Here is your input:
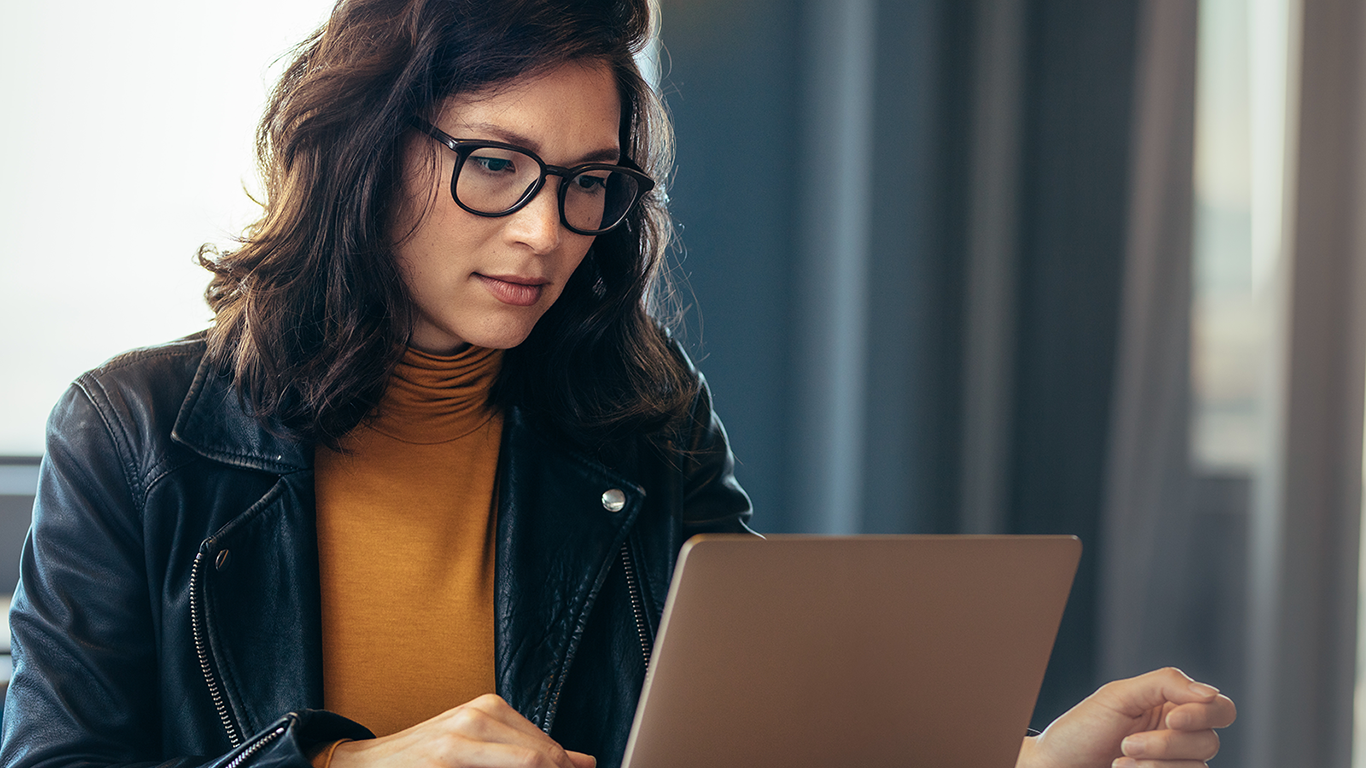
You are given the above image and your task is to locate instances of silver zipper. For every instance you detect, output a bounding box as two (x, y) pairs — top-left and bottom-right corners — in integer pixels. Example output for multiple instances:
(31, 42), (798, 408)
(543, 681), (562, 734)
(224, 723), (287, 768)
(619, 541), (652, 668)
(541, 541), (654, 733)
(190, 549), (244, 747)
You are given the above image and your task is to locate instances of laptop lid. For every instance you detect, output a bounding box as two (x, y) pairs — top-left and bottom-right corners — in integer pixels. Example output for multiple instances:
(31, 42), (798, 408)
(620, 534), (1081, 768)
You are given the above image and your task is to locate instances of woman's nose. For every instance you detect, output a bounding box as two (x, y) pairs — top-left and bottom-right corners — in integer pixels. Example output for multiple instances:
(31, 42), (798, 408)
(506, 181), (564, 253)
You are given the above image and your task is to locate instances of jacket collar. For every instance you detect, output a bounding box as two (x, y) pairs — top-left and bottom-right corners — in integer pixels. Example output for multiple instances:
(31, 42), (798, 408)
(171, 350), (312, 473)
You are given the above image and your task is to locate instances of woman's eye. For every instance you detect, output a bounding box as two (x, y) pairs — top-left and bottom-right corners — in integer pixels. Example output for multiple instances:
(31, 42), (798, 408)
(572, 174), (609, 192)
(473, 156), (516, 173)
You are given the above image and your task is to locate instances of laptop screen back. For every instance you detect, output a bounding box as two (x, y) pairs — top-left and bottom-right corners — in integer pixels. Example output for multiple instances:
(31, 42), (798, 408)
(620, 534), (1081, 768)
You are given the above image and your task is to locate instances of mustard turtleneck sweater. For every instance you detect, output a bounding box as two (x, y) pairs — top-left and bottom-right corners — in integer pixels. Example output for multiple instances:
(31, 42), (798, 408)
(314, 345), (504, 737)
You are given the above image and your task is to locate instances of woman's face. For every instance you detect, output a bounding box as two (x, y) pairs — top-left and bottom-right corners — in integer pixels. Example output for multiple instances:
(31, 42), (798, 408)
(392, 59), (622, 354)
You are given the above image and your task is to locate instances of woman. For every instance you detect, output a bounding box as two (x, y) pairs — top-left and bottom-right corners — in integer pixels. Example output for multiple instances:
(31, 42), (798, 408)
(0, 1), (1233, 767)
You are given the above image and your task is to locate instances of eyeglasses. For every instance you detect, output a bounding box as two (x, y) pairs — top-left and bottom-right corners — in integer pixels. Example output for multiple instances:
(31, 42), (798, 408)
(410, 117), (656, 236)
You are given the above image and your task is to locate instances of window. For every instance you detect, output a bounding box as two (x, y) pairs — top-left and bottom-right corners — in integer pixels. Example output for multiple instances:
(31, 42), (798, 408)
(0, 0), (335, 457)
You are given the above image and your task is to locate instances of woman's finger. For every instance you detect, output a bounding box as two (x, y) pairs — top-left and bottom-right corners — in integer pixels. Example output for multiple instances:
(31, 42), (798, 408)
(1162, 695), (1237, 731)
(1121, 728), (1219, 761)
(433, 735), (583, 768)
(441, 694), (554, 741)
(566, 751), (597, 768)
(434, 697), (581, 765)
(1091, 668), (1220, 720)
(331, 696), (592, 768)
(1114, 754), (1213, 759)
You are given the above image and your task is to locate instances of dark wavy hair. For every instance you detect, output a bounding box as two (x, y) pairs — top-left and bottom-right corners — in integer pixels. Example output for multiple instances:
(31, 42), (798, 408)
(199, 0), (695, 449)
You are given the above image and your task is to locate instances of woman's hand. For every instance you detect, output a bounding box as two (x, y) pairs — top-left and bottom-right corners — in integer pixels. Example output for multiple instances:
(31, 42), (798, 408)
(1016, 668), (1236, 768)
(327, 694), (596, 768)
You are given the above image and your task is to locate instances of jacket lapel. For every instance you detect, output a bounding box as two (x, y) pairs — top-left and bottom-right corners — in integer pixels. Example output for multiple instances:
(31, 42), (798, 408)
(171, 351), (324, 737)
(495, 409), (644, 731)
(197, 472), (326, 736)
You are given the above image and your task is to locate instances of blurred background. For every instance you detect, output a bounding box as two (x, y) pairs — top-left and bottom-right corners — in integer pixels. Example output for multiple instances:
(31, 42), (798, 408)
(2, 0), (1365, 766)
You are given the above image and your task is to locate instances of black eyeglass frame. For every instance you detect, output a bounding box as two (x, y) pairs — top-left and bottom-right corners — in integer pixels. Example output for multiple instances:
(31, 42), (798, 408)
(410, 117), (656, 236)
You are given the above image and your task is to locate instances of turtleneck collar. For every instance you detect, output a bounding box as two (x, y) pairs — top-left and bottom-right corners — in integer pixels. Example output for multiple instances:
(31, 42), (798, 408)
(365, 345), (504, 445)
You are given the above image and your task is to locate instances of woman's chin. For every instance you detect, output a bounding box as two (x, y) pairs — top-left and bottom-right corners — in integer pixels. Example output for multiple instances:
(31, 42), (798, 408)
(408, 319), (539, 354)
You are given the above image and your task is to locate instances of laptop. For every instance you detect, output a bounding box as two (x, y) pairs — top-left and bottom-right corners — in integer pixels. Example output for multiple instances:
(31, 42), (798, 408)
(620, 534), (1081, 768)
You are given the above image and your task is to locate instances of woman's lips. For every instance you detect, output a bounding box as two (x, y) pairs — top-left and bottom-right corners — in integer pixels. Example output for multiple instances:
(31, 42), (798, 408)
(476, 273), (546, 307)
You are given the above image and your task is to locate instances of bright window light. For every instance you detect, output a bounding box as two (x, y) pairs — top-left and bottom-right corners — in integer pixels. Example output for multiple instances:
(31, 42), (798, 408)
(0, 0), (335, 456)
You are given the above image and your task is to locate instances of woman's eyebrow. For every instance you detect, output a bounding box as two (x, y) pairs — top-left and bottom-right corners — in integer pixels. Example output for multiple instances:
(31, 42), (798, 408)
(456, 121), (621, 164)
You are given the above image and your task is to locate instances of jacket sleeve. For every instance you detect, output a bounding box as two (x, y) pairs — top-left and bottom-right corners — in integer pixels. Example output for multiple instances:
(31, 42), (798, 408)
(678, 371), (756, 538)
(0, 383), (367, 768)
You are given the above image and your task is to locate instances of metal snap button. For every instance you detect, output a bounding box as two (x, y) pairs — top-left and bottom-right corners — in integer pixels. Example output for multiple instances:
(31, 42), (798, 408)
(601, 488), (626, 513)
(215, 549), (231, 571)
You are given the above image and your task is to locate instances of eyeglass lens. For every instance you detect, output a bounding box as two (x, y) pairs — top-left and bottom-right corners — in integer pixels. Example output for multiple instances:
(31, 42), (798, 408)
(457, 146), (641, 233)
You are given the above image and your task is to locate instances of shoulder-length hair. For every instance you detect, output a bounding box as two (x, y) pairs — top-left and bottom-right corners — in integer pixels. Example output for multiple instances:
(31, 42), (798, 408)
(200, 0), (695, 449)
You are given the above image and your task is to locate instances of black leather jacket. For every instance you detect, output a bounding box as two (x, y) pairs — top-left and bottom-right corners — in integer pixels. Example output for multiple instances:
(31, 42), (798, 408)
(0, 335), (752, 768)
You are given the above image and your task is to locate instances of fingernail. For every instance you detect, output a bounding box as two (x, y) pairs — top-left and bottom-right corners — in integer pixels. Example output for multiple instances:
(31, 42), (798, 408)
(1121, 736), (1146, 757)
(1113, 758), (1139, 768)
(1166, 710), (1190, 729)
(1190, 682), (1220, 697)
